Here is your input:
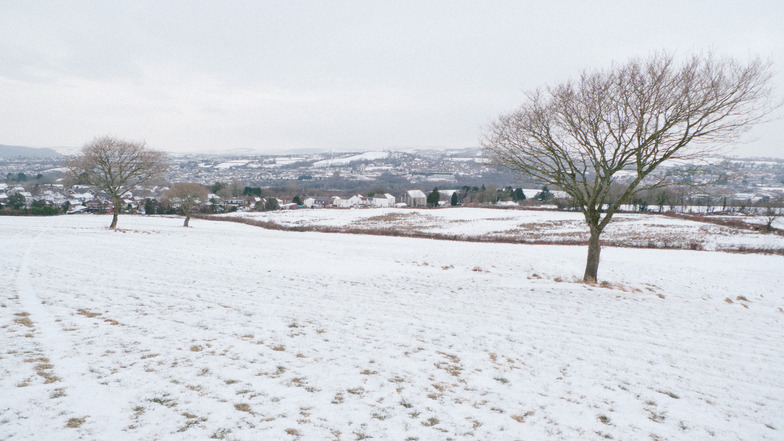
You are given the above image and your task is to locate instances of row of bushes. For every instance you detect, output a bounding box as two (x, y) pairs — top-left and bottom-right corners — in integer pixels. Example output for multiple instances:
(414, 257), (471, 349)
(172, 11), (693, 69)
(0, 206), (60, 216)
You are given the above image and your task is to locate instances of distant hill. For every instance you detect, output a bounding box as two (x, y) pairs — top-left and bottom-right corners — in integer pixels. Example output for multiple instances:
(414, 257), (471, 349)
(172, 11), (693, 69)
(0, 144), (61, 158)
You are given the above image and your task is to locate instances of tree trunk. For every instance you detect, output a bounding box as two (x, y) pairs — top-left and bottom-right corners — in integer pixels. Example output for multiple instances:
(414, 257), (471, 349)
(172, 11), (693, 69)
(184, 215), (190, 227)
(110, 197), (120, 229)
(583, 226), (602, 283)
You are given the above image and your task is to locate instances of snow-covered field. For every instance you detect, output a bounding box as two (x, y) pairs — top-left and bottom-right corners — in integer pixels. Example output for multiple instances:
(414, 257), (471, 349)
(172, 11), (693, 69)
(229, 207), (784, 252)
(2, 214), (783, 440)
(312, 152), (389, 167)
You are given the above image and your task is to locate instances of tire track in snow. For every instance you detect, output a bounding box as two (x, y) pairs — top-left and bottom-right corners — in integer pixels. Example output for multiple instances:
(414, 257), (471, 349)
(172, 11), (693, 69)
(15, 224), (131, 438)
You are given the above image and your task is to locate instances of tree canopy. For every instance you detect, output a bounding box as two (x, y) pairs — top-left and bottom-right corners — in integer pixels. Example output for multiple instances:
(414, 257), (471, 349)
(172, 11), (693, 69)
(68, 136), (168, 229)
(164, 183), (208, 227)
(483, 53), (777, 282)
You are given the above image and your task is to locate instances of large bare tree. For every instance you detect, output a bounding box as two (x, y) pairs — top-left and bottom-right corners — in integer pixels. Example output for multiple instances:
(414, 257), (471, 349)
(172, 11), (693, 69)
(163, 183), (209, 227)
(483, 53), (776, 282)
(68, 136), (168, 229)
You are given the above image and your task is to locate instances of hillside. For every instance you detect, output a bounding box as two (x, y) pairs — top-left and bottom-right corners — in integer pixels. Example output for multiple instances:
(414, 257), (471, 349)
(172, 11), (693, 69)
(0, 144), (60, 158)
(227, 207), (784, 253)
(1, 215), (782, 440)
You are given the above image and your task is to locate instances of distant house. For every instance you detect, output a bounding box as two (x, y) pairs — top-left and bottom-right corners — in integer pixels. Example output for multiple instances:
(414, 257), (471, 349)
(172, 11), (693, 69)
(66, 188), (96, 202)
(86, 199), (110, 213)
(337, 194), (367, 208)
(426, 172), (456, 182)
(438, 189), (457, 200)
(370, 193), (396, 207)
(303, 196), (330, 208)
(401, 190), (426, 207)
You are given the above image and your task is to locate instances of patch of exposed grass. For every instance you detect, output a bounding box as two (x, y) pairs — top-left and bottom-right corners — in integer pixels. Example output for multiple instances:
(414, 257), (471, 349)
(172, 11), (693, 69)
(234, 403), (251, 412)
(50, 388), (66, 399)
(77, 308), (101, 318)
(657, 390), (680, 399)
(177, 413), (208, 433)
(149, 395), (176, 408)
(14, 312), (33, 328)
(210, 428), (232, 439)
(434, 352), (462, 377)
(421, 417), (439, 427)
(66, 417), (86, 428)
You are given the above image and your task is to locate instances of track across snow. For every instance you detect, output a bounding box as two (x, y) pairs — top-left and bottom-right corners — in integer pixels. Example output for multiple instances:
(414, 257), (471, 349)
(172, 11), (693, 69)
(1, 214), (782, 440)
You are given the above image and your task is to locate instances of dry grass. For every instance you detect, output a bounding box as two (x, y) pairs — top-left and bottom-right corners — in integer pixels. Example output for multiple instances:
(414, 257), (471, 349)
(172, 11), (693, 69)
(14, 312), (33, 328)
(511, 411), (534, 423)
(77, 308), (101, 318)
(421, 417), (440, 427)
(200, 211), (784, 255)
(65, 417), (86, 428)
(234, 403), (251, 412)
(434, 352), (463, 377)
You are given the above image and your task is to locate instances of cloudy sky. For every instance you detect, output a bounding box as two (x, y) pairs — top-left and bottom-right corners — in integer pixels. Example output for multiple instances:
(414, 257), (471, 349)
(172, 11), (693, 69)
(2, 0), (783, 156)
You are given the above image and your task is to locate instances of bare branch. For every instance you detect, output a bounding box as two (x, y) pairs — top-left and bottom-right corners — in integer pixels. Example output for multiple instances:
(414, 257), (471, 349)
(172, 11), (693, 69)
(482, 52), (778, 282)
(68, 136), (168, 228)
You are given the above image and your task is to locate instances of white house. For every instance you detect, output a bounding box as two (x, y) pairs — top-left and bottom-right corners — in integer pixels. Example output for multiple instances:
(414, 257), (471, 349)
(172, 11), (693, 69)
(369, 193), (397, 207)
(401, 190), (427, 207)
(339, 194), (368, 208)
(303, 196), (330, 208)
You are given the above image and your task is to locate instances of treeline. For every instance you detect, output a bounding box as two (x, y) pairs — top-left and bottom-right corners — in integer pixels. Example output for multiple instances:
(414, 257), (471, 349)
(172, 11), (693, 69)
(0, 194), (61, 216)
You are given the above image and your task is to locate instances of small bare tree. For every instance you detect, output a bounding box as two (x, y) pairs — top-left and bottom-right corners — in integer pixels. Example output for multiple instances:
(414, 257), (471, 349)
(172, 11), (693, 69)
(483, 53), (776, 282)
(68, 136), (168, 229)
(163, 183), (209, 227)
(761, 197), (783, 233)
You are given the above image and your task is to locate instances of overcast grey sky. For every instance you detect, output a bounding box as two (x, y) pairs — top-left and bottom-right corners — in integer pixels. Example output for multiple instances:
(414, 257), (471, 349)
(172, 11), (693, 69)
(2, 0), (783, 156)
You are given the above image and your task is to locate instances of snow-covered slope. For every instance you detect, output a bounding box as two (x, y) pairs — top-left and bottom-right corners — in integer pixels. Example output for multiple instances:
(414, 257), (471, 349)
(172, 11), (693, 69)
(1, 215), (782, 440)
(231, 207), (784, 252)
(312, 151), (389, 167)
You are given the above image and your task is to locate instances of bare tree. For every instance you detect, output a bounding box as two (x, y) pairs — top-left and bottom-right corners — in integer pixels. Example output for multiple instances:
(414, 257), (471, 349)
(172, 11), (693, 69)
(229, 178), (245, 198)
(761, 196), (783, 233)
(68, 136), (168, 229)
(483, 53), (776, 282)
(163, 183), (209, 227)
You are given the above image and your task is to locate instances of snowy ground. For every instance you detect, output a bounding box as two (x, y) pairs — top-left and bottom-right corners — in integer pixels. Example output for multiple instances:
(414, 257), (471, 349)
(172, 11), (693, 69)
(229, 207), (784, 252)
(1, 214), (783, 440)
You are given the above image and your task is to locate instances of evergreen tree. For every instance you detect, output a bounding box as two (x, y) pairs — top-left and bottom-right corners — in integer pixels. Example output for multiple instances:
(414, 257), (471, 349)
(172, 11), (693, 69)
(242, 186), (262, 197)
(264, 198), (280, 211)
(144, 198), (157, 215)
(7, 193), (26, 211)
(537, 185), (552, 201)
(427, 187), (440, 207)
(450, 192), (458, 206)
